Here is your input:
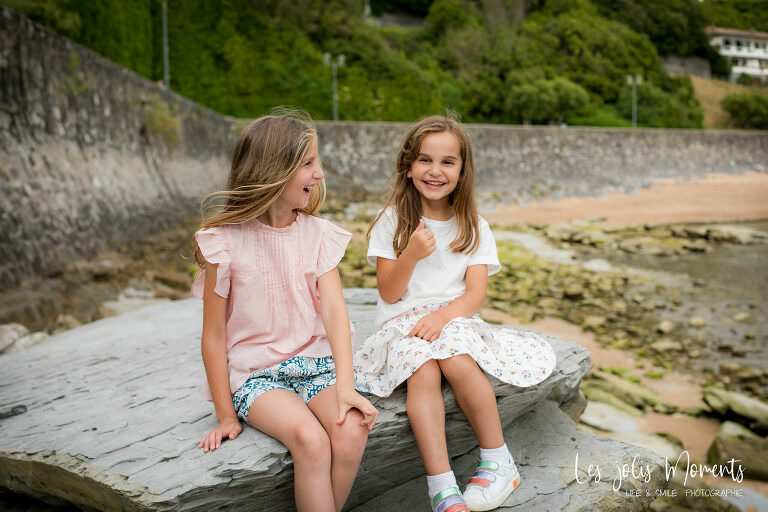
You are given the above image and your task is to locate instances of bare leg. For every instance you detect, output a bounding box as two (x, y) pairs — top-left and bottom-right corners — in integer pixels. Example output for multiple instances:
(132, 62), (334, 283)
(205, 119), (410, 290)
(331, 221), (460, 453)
(438, 355), (505, 449)
(308, 385), (369, 512)
(406, 359), (451, 475)
(247, 389), (334, 512)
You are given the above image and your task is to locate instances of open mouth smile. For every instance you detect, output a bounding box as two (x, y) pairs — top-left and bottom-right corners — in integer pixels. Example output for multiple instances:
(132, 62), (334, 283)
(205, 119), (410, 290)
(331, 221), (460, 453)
(423, 180), (446, 190)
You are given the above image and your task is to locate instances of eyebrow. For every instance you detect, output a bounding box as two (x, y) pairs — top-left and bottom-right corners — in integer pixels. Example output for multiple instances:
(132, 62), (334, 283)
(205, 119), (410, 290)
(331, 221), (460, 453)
(417, 153), (458, 160)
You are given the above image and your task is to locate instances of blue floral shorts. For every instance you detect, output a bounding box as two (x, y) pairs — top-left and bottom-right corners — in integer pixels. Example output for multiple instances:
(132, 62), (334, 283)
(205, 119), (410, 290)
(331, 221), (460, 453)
(232, 356), (337, 422)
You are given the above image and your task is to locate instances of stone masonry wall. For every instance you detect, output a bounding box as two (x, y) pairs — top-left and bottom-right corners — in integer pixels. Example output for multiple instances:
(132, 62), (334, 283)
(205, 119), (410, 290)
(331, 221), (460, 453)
(2, 8), (767, 288)
(0, 8), (236, 288)
(316, 122), (768, 203)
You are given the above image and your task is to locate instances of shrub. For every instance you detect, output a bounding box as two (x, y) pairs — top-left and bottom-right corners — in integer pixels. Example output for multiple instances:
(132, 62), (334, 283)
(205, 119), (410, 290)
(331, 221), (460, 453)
(721, 92), (768, 129)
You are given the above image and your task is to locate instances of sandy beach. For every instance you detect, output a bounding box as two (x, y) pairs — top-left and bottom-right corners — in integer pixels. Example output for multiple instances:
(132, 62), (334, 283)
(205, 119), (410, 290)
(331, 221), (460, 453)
(486, 171), (768, 226)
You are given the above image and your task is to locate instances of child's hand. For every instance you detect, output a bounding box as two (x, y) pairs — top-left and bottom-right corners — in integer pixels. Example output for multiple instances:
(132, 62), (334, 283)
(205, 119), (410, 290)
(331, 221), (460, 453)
(335, 387), (379, 431)
(404, 219), (435, 261)
(408, 311), (448, 342)
(199, 415), (242, 453)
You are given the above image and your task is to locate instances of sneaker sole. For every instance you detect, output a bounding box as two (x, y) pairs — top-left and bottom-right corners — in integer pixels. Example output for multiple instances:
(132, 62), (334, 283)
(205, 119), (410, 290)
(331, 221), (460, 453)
(466, 467), (521, 512)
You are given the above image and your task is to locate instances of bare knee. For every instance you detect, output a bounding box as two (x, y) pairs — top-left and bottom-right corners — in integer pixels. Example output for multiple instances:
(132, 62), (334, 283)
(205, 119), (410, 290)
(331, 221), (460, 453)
(407, 359), (441, 391)
(290, 423), (331, 468)
(330, 410), (368, 464)
(438, 354), (479, 383)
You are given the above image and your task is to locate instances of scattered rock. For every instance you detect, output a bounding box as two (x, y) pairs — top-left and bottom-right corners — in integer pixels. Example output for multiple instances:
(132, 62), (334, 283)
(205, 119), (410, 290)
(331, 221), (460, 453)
(580, 386), (644, 417)
(605, 431), (682, 460)
(580, 401), (639, 432)
(717, 421), (760, 441)
(5, 331), (50, 354)
(703, 387), (768, 431)
(585, 371), (676, 412)
(0, 323), (29, 353)
(706, 225), (768, 244)
(732, 312), (754, 324)
(581, 315), (606, 331)
(684, 226), (710, 239)
(153, 270), (192, 291)
(650, 339), (683, 352)
(656, 320), (675, 334)
(154, 283), (189, 301)
(688, 316), (706, 328)
(610, 299), (627, 314)
(707, 423), (768, 482)
(54, 314), (81, 333)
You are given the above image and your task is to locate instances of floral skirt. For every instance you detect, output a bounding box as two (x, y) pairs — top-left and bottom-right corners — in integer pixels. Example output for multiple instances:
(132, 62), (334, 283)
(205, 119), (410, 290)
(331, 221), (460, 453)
(353, 303), (557, 397)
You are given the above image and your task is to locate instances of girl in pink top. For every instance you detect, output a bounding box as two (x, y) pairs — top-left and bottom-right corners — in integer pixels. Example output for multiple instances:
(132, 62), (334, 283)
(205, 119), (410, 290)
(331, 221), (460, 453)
(192, 113), (378, 512)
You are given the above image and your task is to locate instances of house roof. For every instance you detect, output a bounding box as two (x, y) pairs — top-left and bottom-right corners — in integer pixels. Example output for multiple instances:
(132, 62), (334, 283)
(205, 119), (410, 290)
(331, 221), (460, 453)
(706, 25), (768, 39)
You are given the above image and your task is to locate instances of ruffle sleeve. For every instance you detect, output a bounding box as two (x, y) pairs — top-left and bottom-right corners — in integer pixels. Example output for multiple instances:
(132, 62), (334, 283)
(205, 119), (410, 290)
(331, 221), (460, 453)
(191, 226), (231, 298)
(317, 222), (352, 276)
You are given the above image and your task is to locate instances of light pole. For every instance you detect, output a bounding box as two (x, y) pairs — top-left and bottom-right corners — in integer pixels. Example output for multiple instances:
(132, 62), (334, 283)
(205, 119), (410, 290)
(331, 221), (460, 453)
(323, 53), (345, 121)
(163, 0), (170, 89)
(626, 74), (642, 128)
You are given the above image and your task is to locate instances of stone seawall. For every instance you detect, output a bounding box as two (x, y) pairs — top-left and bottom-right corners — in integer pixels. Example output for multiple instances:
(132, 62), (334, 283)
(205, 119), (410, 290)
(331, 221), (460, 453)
(0, 8), (235, 288)
(317, 122), (768, 202)
(2, 7), (768, 289)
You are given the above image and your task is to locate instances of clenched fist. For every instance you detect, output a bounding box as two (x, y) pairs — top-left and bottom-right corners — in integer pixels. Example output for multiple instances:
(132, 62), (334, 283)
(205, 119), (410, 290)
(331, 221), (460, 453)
(403, 218), (435, 261)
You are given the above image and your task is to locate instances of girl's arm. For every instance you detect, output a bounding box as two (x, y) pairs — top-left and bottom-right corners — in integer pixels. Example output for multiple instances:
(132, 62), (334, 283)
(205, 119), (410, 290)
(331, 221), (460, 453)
(377, 219), (435, 303)
(199, 262), (242, 452)
(408, 264), (488, 342)
(317, 267), (378, 429)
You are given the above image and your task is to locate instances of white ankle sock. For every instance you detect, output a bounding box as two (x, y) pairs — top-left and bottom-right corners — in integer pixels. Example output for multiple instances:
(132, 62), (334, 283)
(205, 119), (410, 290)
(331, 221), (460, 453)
(479, 443), (513, 465)
(427, 470), (457, 496)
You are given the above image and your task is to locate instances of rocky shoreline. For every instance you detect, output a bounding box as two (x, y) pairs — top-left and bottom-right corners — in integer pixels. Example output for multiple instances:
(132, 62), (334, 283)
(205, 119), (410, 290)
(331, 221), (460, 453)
(1, 210), (767, 511)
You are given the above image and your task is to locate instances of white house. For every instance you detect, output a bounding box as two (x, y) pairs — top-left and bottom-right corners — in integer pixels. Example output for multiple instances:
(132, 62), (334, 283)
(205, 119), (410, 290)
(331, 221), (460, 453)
(707, 25), (768, 82)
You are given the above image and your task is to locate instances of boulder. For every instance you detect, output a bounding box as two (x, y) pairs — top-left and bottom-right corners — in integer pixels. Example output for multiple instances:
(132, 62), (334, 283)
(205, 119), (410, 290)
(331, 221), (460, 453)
(0, 289), (663, 511)
(580, 401), (638, 432)
(707, 423), (768, 482)
(4, 331), (50, 353)
(0, 323), (29, 353)
(584, 371), (676, 413)
(703, 387), (768, 432)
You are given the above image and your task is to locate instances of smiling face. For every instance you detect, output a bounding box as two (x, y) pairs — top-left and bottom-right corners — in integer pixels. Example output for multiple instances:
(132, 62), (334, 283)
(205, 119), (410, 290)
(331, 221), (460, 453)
(279, 136), (324, 211)
(406, 131), (463, 217)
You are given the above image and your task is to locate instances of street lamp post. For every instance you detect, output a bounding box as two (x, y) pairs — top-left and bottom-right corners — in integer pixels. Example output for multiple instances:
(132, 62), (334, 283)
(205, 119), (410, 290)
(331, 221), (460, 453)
(163, 0), (170, 89)
(626, 74), (642, 128)
(323, 53), (345, 121)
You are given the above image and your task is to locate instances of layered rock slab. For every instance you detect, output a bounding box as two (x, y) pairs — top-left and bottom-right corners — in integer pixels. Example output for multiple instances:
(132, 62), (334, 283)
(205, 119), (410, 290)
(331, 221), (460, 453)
(0, 289), (629, 511)
(351, 401), (667, 512)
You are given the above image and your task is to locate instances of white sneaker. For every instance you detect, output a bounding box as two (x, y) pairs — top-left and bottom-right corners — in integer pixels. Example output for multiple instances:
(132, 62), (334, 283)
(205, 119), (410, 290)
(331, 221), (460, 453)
(463, 459), (521, 511)
(430, 485), (470, 512)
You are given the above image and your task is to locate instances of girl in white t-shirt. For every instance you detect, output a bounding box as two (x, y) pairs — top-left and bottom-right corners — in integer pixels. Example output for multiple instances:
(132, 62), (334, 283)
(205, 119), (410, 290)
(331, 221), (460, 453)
(354, 116), (556, 512)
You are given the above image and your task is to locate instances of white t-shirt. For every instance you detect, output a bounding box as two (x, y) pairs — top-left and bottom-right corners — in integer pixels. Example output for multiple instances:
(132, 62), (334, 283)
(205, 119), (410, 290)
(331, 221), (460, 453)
(367, 207), (501, 327)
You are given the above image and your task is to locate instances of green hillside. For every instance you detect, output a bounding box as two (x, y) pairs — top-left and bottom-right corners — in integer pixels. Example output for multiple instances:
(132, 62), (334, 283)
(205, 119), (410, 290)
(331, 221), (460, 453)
(4, 0), (765, 127)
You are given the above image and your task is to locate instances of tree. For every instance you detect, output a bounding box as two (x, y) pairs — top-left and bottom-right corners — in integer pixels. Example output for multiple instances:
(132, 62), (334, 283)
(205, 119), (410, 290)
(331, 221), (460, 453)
(722, 93), (768, 129)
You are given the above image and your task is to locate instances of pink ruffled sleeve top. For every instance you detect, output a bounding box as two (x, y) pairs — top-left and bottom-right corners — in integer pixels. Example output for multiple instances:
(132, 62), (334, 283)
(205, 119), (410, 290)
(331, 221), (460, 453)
(191, 213), (352, 397)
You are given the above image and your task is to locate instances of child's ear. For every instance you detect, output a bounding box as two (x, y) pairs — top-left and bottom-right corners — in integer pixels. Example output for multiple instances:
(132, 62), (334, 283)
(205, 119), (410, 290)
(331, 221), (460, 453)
(406, 170), (412, 179)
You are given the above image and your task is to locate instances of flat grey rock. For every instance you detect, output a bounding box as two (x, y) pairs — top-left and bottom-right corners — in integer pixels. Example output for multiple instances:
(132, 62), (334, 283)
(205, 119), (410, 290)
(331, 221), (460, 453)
(580, 401), (639, 432)
(0, 290), (604, 511)
(351, 401), (667, 512)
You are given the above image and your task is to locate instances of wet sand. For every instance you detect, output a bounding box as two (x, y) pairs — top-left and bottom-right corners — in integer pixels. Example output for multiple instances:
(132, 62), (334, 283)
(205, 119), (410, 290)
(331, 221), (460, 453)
(486, 171), (768, 226)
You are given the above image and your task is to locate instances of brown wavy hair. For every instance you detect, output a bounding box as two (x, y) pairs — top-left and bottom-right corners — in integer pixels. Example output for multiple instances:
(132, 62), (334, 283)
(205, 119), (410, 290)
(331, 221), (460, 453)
(369, 115), (479, 257)
(194, 112), (325, 267)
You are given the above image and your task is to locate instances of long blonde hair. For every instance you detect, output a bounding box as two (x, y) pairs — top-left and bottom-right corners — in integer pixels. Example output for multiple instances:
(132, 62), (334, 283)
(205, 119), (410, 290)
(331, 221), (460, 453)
(194, 113), (325, 266)
(369, 115), (479, 257)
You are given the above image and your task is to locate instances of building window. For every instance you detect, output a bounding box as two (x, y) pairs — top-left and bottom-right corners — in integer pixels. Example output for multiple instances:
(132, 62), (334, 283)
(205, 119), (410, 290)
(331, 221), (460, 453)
(736, 40), (743, 49)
